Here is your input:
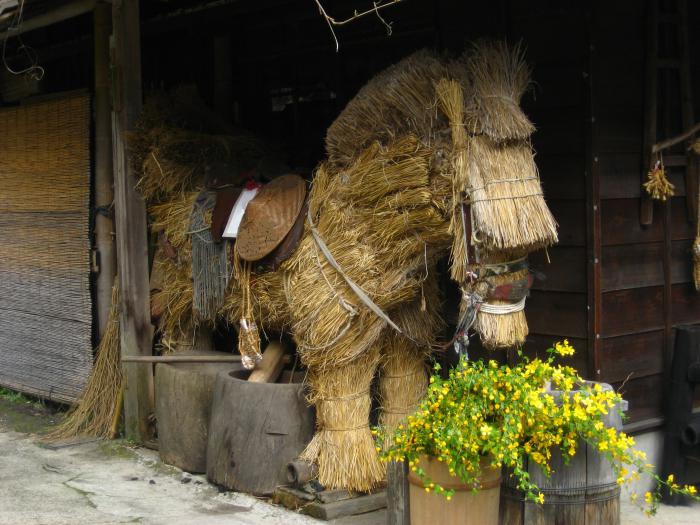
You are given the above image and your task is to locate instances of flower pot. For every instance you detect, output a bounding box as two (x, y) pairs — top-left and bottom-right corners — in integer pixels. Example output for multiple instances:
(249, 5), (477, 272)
(407, 455), (501, 525)
(500, 382), (625, 525)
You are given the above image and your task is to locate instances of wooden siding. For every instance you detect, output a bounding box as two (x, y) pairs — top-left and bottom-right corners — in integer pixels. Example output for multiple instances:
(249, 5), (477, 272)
(593, 0), (700, 423)
(509, 3), (591, 373)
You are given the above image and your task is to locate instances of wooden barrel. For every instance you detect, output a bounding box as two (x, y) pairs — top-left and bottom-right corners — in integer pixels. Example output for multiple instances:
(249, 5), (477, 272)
(155, 351), (242, 473)
(205, 368), (315, 495)
(408, 455), (501, 525)
(499, 383), (623, 525)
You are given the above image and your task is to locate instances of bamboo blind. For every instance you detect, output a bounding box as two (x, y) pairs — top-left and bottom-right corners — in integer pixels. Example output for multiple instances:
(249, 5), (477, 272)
(0, 92), (93, 403)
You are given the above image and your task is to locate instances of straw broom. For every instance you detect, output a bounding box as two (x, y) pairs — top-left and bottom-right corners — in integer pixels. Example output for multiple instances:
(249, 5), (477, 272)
(46, 283), (123, 440)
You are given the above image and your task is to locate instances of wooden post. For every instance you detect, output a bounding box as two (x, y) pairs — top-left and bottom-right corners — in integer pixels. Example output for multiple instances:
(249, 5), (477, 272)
(386, 460), (410, 525)
(640, 0), (659, 226)
(111, 0), (154, 442)
(585, 7), (602, 381)
(93, 2), (116, 338)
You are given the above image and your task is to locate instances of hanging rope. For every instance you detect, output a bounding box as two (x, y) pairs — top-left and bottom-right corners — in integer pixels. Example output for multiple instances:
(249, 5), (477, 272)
(234, 248), (262, 369)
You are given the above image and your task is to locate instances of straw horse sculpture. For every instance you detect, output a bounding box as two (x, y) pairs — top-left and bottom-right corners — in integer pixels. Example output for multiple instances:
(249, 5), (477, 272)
(143, 41), (557, 492)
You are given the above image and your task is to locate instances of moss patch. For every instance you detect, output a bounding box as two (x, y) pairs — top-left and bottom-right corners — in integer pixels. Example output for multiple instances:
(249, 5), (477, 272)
(0, 398), (62, 434)
(97, 440), (138, 460)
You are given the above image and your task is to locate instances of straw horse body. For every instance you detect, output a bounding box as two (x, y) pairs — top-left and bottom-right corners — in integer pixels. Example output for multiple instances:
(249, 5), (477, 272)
(148, 42), (557, 491)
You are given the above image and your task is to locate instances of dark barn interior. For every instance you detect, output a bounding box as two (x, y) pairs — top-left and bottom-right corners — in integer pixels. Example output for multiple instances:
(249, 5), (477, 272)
(2, 0), (700, 430)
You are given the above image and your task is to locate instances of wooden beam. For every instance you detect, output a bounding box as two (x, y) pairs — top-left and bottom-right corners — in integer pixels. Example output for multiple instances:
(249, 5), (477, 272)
(640, 0), (659, 225)
(677, 0), (697, 223)
(651, 122), (700, 154)
(386, 460), (410, 525)
(0, 0), (98, 40)
(122, 355), (243, 363)
(93, 1), (116, 338)
(585, 6), (602, 381)
(111, 0), (153, 442)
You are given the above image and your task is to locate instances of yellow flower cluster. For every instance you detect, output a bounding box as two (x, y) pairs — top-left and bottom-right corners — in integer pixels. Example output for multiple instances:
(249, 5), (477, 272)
(554, 339), (576, 356)
(377, 341), (699, 514)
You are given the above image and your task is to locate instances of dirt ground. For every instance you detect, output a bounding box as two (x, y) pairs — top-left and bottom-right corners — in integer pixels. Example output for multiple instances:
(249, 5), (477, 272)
(0, 395), (697, 525)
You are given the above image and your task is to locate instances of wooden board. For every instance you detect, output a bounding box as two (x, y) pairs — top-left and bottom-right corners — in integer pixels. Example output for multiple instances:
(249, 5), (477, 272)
(112, 0), (154, 442)
(522, 334), (589, 377)
(671, 283), (700, 325)
(526, 291), (587, 338)
(530, 247), (587, 293)
(601, 243), (664, 291)
(547, 200), (587, 247)
(273, 486), (387, 521)
(0, 92), (92, 403)
(600, 287), (664, 338)
(601, 199), (664, 245)
(597, 331), (664, 384)
(386, 461), (409, 525)
(537, 155), (586, 200)
(613, 374), (665, 422)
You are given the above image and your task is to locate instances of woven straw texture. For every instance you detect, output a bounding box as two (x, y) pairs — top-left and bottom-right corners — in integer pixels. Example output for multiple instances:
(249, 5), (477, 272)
(0, 92), (92, 403)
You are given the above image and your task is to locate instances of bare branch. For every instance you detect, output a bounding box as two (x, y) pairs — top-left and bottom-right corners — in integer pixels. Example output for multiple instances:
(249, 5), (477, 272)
(313, 0), (404, 52)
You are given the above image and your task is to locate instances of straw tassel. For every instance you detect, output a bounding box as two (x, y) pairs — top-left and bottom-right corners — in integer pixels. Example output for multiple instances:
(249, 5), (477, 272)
(234, 247), (262, 369)
(643, 157), (675, 201)
(191, 190), (230, 321)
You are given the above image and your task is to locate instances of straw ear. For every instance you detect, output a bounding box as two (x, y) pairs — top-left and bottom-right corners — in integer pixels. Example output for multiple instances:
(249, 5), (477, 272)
(463, 39), (535, 141)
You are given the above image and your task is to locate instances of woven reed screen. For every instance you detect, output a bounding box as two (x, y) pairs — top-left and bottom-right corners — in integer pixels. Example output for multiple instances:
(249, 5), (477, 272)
(0, 92), (92, 403)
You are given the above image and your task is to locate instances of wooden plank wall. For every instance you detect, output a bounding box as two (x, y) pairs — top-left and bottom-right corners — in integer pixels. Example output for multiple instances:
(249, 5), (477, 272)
(592, 0), (700, 423)
(508, 3), (592, 376)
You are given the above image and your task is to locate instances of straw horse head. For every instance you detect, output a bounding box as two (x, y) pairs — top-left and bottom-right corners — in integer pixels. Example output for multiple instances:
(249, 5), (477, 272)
(143, 41), (557, 493)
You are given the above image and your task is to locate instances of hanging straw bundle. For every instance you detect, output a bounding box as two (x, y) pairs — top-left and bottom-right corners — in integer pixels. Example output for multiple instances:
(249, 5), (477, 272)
(465, 136), (557, 252)
(643, 158), (675, 201)
(190, 190), (230, 322)
(138, 129), (268, 204)
(46, 284), (123, 440)
(232, 251), (262, 370)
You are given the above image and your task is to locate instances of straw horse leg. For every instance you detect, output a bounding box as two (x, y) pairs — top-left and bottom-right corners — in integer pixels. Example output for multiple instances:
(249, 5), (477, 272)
(299, 337), (386, 492)
(379, 332), (429, 436)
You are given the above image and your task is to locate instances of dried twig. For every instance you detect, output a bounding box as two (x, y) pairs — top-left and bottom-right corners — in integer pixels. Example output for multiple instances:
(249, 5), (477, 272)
(313, 0), (404, 52)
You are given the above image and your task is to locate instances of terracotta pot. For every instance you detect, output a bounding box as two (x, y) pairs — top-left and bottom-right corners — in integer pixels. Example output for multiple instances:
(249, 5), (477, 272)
(407, 455), (501, 525)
